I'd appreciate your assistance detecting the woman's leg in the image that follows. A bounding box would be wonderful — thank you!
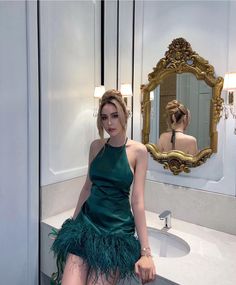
[86,270,119,285]
[61,253,89,285]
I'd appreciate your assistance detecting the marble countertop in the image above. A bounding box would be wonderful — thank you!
[42,209,236,285]
[145,211,236,285]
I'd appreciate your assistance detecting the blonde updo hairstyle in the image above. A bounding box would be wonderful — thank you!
[97,89,129,139]
[165,100,189,130]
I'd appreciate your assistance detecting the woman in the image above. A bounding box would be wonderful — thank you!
[51,89,156,285]
[157,100,198,155]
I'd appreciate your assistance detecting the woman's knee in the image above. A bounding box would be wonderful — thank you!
[62,254,88,285]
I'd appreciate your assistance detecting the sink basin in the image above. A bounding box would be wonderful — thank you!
[147,227,190,258]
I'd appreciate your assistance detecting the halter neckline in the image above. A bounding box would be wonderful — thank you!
[106,137,128,148]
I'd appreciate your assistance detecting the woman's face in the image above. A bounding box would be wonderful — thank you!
[101,103,123,137]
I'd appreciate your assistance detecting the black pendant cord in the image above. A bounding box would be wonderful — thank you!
[171,130,183,150]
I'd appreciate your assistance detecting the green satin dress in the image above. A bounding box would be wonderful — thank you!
[51,139,141,284]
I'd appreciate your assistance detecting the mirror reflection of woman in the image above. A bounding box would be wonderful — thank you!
[157,100,198,155]
[51,90,156,285]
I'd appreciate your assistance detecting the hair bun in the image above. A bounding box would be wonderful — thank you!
[100,89,127,116]
[165,99,180,115]
[101,89,123,103]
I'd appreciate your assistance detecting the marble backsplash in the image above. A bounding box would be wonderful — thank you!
[41,176,236,235]
[145,180,236,235]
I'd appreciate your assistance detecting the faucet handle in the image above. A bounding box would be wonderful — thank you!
[159,210,171,219]
[159,210,172,229]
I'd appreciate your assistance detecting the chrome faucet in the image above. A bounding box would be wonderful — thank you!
[159,210,172,229]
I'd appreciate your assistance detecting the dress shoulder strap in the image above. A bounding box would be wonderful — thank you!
[170,130,183,150]
[170,129,176,150]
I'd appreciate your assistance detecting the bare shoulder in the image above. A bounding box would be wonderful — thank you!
[158,132,170,145]
[90,139,106,157]
[127,139,147,156]
[184,134,197,142]
[90,138,105,148]
[159,132,170,140]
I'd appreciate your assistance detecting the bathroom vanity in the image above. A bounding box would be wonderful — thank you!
[41,209,236,285]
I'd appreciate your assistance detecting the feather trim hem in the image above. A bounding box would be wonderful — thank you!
[49,214,141,284]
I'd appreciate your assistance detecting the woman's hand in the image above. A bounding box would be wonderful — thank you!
[135,255,156,284]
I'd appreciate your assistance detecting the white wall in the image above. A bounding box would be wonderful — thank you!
[39,0,101,186]
[133,0,236,196]
[0,1,39,284]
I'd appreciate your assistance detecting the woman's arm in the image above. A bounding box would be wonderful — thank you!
[72,176,91,220]
[157,133,166,152]
[188,136,198,156]
[72,140,98,220]
[131,144,149,249]
[131,143,156,283]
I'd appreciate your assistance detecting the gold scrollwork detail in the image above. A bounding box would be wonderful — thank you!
[146,144,213,175]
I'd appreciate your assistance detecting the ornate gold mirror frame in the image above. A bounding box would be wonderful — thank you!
[141,38,224,175]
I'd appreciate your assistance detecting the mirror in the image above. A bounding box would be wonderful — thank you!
[149,73,212,150]
[141,38,224,175]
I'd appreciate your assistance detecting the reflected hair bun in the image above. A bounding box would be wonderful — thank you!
[165,99,188,127]
[165,99,187,116]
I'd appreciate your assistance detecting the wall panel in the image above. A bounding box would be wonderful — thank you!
[40,0,101,186]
